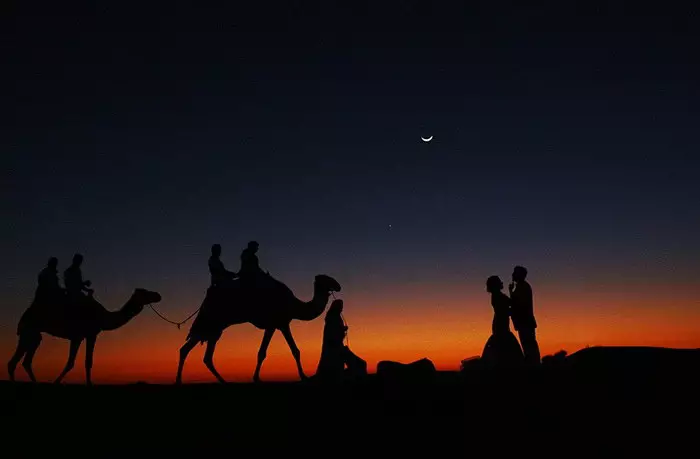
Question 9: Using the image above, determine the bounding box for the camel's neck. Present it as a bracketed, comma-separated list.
[100, 297, 144, 331]
[294, 287, 331, 321]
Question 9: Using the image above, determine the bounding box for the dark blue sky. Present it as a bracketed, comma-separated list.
[3, 2, 699, 324]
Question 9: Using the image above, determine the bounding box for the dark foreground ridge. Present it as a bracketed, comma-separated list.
[2, 347, 699, 456]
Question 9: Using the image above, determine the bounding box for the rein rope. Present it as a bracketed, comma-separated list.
[147, 303, 200, 330]
[146, 287, 342, 333]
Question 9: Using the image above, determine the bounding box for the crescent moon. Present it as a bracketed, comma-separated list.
[421, 136, 433, 142]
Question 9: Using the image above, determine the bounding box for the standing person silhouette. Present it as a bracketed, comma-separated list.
[208, 244, 236, 288]
[509, 266, 541, 366]
[481, 275, 523, 367]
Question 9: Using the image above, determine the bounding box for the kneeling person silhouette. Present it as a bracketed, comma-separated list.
[315, 300, 367, 381]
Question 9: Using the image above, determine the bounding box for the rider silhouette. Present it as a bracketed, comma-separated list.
[239, 241, 264, 280]
[64, 253, 93, 305]
[208, 244, 236, 288]
[35, 257, 63, 305]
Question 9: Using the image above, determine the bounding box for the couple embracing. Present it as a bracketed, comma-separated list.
[482, 265, 541, 368]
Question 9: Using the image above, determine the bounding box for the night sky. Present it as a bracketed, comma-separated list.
[3, 2, 700, 382]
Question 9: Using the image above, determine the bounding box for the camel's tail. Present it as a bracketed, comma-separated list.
[184, 292, 219, 346]
[185, 328, 209, 346]
[185, 330, 206, 345]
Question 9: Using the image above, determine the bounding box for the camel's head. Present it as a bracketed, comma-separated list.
[314, 274, 341, 294]
[132, 288, 162, 306]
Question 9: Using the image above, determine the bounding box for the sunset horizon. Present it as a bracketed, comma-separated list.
[4, 275, 699, 384]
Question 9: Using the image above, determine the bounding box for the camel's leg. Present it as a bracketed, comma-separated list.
[85, 335, 96, 386]
[176, 338, 198, 384]
[280, 324, 306, 381]
[13, 333, 42, 383]
[203, 333, 226, 384]
[7, 345, 24, 382]
[8, 333, 33, 381]
[253, 328, 275, 383]
[54, 339, 82, 384]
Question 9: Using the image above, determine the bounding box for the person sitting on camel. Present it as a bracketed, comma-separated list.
[238, 241, 266, 286]
[35, 256, 64, 306]
[208, 244, 237, 289]
[64, 253, 94, 308]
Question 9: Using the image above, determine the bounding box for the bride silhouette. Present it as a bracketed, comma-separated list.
[481, 275, 524, 368]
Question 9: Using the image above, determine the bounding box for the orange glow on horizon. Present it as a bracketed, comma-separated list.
[2, 284, 700, 384]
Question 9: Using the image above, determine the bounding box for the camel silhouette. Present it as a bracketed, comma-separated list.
[7, 288, 162, 385]
[176, 274, 341, 384]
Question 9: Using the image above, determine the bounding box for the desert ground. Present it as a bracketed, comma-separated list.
[2, 346, 699, 456]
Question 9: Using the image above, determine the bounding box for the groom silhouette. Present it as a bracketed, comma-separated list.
[509, 266, 541, 366]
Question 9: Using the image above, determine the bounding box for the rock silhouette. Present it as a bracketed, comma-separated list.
[377, 358, 436, 383]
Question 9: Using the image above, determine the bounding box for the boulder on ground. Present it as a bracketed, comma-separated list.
[541, 350, 568, 368]
[376, 358, 436, 383]
[460, 356, 482, 372]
